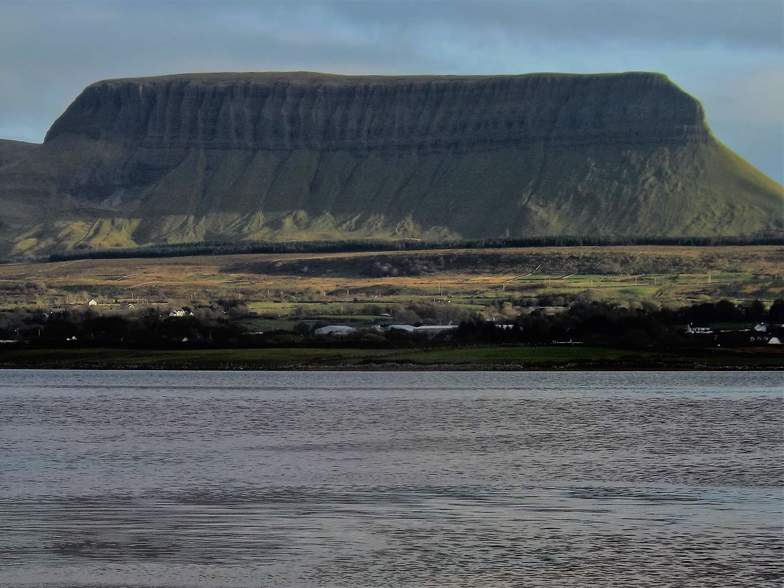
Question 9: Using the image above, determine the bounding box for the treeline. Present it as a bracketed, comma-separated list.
[1, 299, 781, 350]
[455, 299, 784, 348]
[0, 307, 246, 347]
[46, 235, 784, 262]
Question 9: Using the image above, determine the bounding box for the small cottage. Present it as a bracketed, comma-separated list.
[686, 324, 713, 335]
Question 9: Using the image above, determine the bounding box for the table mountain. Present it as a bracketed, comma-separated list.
[0, 71, 781, 256]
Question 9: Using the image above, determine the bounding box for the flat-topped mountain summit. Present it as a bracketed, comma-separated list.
[0, 71, 781, 256]
[45, 72, 709, 149]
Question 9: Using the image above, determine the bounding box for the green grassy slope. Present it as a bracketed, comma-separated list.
[7, 139, 778, 258]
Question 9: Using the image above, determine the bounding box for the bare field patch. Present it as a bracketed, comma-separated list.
[0, 246, 781, 316]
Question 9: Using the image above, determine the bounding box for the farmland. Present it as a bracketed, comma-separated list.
[0, 246, 781, 327]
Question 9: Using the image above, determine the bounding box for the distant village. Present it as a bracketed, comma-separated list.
[0, 295, 782, 350]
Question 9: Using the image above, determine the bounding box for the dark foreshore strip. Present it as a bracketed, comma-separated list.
[1, 345, 781, 371]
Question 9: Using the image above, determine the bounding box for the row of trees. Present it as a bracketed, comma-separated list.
[0, 299, 781, 349]
[46, 235, 784, 263]
[0, 308, 245, 347]
[454, 300, 784, 348]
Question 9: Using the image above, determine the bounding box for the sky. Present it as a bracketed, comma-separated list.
[1, 0, 782, 182]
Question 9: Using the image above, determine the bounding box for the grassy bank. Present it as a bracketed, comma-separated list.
[1, 345, 781, 370]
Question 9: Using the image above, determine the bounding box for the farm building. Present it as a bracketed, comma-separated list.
[314, 325, 356, 336]
[385, 324, 457, 336]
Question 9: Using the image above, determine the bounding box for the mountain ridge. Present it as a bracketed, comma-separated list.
[0, 71, 781, 257]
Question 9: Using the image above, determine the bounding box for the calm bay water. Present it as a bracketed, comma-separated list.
[0, 370, 782, 587]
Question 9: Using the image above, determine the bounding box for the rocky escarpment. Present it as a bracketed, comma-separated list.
[46, 72, 708, 150]
[0, 72, 781, 256]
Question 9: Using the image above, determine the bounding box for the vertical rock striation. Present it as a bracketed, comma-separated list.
[46, 72, 708, 150]
[0, 71, 781, 255]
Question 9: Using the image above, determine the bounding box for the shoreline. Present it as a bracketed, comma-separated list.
[1, 345, 781, 371]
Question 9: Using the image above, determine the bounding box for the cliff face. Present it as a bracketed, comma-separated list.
[46, 72, 707, 150]
[0, 72, 781, 256]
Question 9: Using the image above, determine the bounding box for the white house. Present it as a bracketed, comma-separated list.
[686, 324, 713, 335]
[87, 299, 98, 307]
[768, 337, 782, 345]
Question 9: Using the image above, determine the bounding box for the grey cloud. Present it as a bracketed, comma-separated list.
[331, 0, 784, 51]
[0, 0, 781, 181]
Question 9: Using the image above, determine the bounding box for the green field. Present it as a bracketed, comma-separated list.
[0, 246, 781, 327]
